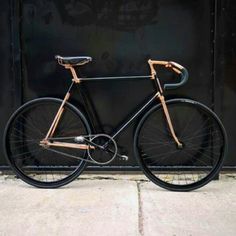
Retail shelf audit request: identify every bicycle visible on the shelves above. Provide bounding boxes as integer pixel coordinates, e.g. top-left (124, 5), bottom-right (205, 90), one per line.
top-left (3, 55), bottom-right (228, 191)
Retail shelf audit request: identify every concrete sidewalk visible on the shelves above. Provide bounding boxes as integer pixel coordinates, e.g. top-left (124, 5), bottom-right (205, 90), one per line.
top-left (0, 174), bottom-right (236, 236)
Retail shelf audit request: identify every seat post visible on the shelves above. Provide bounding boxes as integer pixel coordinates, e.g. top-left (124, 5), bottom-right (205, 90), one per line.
top-left (65, 65), bottom-right (81, 83)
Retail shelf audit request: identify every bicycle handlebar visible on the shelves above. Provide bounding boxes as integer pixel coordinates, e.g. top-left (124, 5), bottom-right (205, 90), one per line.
top-left (164, 61), bottom-right (189, 90)
top-left (148, 60), bottom-right (189, 90)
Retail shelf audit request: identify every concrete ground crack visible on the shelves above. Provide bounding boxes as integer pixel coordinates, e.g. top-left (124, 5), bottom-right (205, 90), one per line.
top-left (0, 173), bottom-right (150, 182)
top-left (137, 181), bottom-right (144, 236)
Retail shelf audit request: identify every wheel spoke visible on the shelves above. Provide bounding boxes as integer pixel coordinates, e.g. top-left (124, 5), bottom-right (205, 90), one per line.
top-left (4, 99), bottom-right (90, 187)
top-left (136, 101), bottom-right (226, 191)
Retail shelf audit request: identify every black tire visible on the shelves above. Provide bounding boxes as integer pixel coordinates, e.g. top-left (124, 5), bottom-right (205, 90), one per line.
top-left (3, 97), bottom-right (91, 188)
top-left (134, 98), bottom-right (227, 191)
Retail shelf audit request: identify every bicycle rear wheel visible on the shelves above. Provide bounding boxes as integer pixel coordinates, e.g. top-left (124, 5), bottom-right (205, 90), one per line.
top-left (4, 97), bottom-right (91, 188)
top-left (134, 98), bottom-right (227, 191)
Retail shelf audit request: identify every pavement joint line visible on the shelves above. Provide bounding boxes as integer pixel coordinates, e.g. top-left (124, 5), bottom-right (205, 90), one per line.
top-left (79, 176), bottom-right (149, 182)
top-left (137, 181), bottom-right (144, 236)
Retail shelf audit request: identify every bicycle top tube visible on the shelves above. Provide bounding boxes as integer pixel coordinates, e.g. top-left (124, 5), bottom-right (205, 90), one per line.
top-left (78, 75), bottom-right (152, 81)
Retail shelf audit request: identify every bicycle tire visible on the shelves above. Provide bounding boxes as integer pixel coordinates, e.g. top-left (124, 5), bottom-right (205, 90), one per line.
top-left (134, 98), bottom-right (227, 191)
top-left (3, 97), bottom-right (91, 188)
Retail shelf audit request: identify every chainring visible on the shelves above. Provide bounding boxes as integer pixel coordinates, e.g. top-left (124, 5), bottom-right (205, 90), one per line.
top-left (87, 134), bottom-right (117, 165)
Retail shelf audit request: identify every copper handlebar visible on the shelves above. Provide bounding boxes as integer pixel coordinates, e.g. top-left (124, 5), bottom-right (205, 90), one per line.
top-left (148, 59), bottom-right (188, 90)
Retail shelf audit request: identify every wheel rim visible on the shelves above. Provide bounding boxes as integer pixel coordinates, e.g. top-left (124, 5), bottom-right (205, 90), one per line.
top-left (5, 99), bottom-right (90, 186)
top-left (135, 100), bottom-right (226, 190)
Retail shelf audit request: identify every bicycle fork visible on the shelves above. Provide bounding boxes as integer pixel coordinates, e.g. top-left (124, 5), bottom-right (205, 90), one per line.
top-left (156, 92), bottom-right (183, 149)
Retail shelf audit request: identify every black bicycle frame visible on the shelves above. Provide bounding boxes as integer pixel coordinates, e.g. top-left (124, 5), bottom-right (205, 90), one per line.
top-left (68, 74), bottom-right (159, 139)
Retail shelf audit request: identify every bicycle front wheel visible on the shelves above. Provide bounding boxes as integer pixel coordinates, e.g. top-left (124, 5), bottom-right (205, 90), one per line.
top-left (4, 97), bottom-right (91, 188)
top-left (134, 98), bottom-right (227, 191)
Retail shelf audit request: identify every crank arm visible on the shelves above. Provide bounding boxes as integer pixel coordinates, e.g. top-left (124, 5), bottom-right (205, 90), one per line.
top-left (83, 138), bottom-right (104, 150)
top-left (104, 148), bottom-right (128, 161)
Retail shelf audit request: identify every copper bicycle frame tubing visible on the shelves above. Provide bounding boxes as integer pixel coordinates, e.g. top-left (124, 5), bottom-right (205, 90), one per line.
top-left (148, 59), bottom-right (182, 147)
top-left (42, 59), bottom-right (182, 150)
top-left (40, 141), bottom-right (95, 150)
top-left (157, 93), bottom-right (182, 147)
top-left (42, 65), bottom-right (93, 150)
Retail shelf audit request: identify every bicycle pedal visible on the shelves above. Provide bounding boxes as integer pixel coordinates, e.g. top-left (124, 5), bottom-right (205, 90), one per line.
top-left (119, 155), bottom-right (129, 161)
